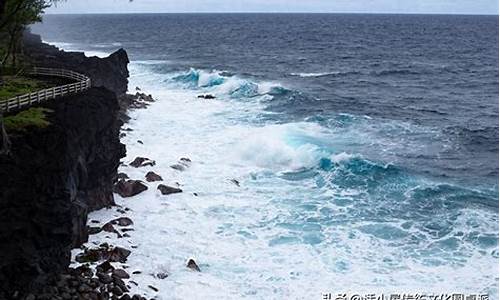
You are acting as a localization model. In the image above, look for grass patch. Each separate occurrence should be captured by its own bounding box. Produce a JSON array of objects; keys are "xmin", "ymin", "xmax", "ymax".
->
[
  {"xmin": 0, "ymin": 76, "xmax": 53, "ymax": 102},
  {"xmin": 4, "ymin": 107, "xmax": 53, "ymax": 132}
]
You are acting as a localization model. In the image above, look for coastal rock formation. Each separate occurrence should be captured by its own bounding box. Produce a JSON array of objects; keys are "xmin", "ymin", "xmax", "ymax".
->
[
  {"xmin": 0, "ymin": 88, "xmax": 125, "ymax": 296},
  {"xmin": 17, "ymin": 264, "xmax": 148, "ymax": 300},
  {"xmin": 23, "ymin": 31, "xmax": 129, "ymax": 96}
]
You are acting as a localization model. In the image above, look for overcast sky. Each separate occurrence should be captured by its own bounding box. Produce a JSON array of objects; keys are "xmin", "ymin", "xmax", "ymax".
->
[{"xmin": 46, "ymin": 0, "xmax": 499, "ymax": 15}]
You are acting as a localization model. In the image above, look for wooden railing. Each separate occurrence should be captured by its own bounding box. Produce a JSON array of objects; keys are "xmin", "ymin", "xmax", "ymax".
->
[{"xmin": 1, "ymin": 67, "xmax": 91, "ymax": 113}]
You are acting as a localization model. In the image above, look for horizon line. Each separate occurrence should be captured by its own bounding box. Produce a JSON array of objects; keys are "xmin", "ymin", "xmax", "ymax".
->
[{"xmin": 44, "ymin": 11, "xmax": 499, "ymax": 16}]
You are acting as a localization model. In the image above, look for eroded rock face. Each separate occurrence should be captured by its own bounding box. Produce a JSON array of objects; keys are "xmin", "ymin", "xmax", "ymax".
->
[{"xmin": 0, "ymin": 88, "xmax": 125, "ymax": 296}]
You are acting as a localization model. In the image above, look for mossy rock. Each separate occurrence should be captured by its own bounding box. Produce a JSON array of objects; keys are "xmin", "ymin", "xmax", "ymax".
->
[{"xmin": 3, "ymin": 107, "xmax": 53, "ymax": 132}]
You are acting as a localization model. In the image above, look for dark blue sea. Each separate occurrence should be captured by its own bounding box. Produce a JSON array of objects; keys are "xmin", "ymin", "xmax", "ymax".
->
[{"xmin": 33, "ymin": 14, "xmax": 499, "ymax": 298}]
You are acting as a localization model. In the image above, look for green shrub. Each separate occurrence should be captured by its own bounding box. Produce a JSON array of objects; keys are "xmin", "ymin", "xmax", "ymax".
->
[{"xmin": 3, "ymin": 107, "xmax": 53, "ymax": 132}]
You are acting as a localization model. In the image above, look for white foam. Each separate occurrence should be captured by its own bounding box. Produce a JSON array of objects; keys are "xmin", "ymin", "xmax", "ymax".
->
[
  {"xmin": 290, "ymin": 72, "xmax": 337, "ymax": 78},
  {"xmin": 42, "ymin": 40, "xmax": 112, "ymax": 58},
  {"xmin": 233, "ymin": 123, "xmax": 327, "ymax": 171},
  {"xmin": 330, "ymin": 152, "xmax": 355, "ymax": 163},
  {"xmin": 77, "ymin": 64, "xmax": 499, "ymax": 300}
]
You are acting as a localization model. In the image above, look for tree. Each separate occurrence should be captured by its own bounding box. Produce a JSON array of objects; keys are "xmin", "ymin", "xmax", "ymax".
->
[
  {"xmin": 1, "ymin": 1, "xmax": 49, "ymax": 67},
  {"xmin": 3, "ymin": 1, "xmax": 48, "ymax": 66}
]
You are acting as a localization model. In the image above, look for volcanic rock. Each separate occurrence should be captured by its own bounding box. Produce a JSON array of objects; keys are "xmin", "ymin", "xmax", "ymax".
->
[
  {"xmin": 145, "ymin": 171, "xmax": 163, "ymax": 182},
  {"xmin": 102, "ymin": 223, "xmax": 117, "ymax": 233},
  {"xmin": 157, "ymin": 184, "xmax": 183, "ymax": 195},
  {"xmin": 96, "ymin": 261, "xmax": 114, "ymax": 273},
  {"xmin": 113, "ymin": 180, "xmax": 148, "ymax": 197},
  {"xmin": 117, "ymin": 173, "xmax": 129, "ymax": 180},
  {"xmin": 129, "ymin": 157, "xmax": 155, "ymax": 167},
  {"xmin": 112, "ymin": 269, "xmax": 130, "ymax": 279},
  {"xmin": 156, "ymin": 272, "xmax": 168, "ymax": 279},
  {"xmin": 108, "ymin": 247, "xmax": 131, "ymax": 263},
  {"xmin": 97, "ymin": 272, "xmax": 113, "ymax": 284},
  {"xmin": 187, "ymin": 259, "xmax": 201, "ymax": 272},
  {"xmin": 148, "ymin": 285, "xmax": 159, "ymax": 292},
  {"xmin": 197, "ymin": 94, "xmax": 216, "ymax": 99},
  {"xmin": 88, "ymin": 226, "xmax": 102, "ymax": 235},
  {"xmin": 109, "ymin": 217, "xmax": 133, "ymax": 227}
]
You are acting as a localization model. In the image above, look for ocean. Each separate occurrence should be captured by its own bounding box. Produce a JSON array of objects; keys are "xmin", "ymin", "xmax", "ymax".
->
[{"xmin": 32, "ymin": 14, "xmax": 499, "ymax": 299}]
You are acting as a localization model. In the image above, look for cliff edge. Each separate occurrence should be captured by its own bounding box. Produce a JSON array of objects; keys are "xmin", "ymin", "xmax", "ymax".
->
[
  {"xmin": 0, "ymin": 35, "xmax": 128, "ymax": 297},
  {"xmin": 23, "ymin": 31, "xmax": 129, "ymax": 96}
]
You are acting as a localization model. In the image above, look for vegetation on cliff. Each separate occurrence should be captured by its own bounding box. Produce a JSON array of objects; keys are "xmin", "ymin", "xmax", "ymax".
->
[
  {"xmin": 0, "ymin": 0, "xmax": 57, "ymax": 104},
  {"xmin": 0, "ymin": 75, "xmax": 53, "ymax": 101},
  {"xmin": 3, "ymin": 107, "xmax": 52, "ymax": 132}
]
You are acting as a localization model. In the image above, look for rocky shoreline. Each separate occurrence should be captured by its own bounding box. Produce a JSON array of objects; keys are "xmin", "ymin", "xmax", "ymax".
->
[
  {"xmin": 65, "ymin": 90, "xmax": 201, "ymax": 299},
  {"xmin": 0, "ymin": 27, "xmax": 213, "ymax": 298},
  {"xmin": 0, "ymin": 30, "xmax": 201, "ymax": 298},
  {"xmin": 0, "ymin": 33, "xmax": 156, "ymax": 299}
]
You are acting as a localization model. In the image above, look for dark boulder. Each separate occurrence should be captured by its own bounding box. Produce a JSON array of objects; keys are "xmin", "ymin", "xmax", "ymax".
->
[
  {"xmin": 110, "ymin": 217, "xmax": 134, "ymax": 226},
  {"xmin": 112, "ymin": 269, "xmax": 130, "ymax": 279},
  {"xmin": 197, "ymin": 94, "xmax": 216, "ymax": 99},
  {"xmin": 75, "ymin": 249, "xmax": 103, "ymax": 263},
  {"xmin": 88, "ymin": 226, "xmax": 102, "ymax": 235},
  {"xmin": 135, "ymin": 92, "xmax": 155, "ymax": 102},
  {"xmin": 108, "ymin": 247, "xmax": 131, "ymax": 263},
  {"xmin": 96, "ymin": 261, "xmax": 114, "ymax": 273},
  {"xmin": 97, "ymin": 272, "xmax": 113, "ymax": 284},
  {"xmin": 102, "ymin": 223, "xmax": 117, "ymax": 233},
  {"xmin": 129, "ymin": 157, "xmax": 155, "ymax": 168},
  {"xmin": 155, "ymin": 272, "xmax": 168, "ymax": 279},
  {"xmin": 145, "ymin": 171, "xmax": 163, "ymax": 182},
  {"xmin": 113, "ymin": 180, "xmax": 148, "ymax": 197},
  {"xmin": 148, "ymin": 285, "xmax": 159, "ymax": 292},
  {"xmin": 187, "ymin": 259, "xmax": 201, "ymax": 272},
  {"xmin": 157, "ymin": 184, "xmax": 183, "ymax": 195}
]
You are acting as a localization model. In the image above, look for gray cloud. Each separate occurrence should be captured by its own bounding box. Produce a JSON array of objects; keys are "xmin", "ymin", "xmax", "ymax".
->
[{"xmin": 46, "ymin": 0, "xmax": 499, "ymax": 14}]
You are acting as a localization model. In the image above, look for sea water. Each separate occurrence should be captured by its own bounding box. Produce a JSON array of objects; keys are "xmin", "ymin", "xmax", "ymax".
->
[{"xmin": 32, "ymin": 14, "xmax": 498, "ymax": 299}]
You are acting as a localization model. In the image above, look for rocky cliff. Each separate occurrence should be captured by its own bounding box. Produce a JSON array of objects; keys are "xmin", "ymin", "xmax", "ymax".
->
[
  {"xmin": 23, "ymin": 31, "xmax": 129, "ymax": 96},
  {"xmin": 0, "ymin": 88, "xmax": 126, "ymax": 297},
  {"xmin": 0, "ymin": 36, "xmax": 128, "ymax": 298}
]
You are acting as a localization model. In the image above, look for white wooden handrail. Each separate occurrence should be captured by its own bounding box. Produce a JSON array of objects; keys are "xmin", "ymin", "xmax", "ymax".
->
[{"xmin": 1, "ymin": 67, "xmax": 91, "ymax": 113}]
